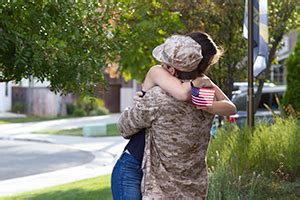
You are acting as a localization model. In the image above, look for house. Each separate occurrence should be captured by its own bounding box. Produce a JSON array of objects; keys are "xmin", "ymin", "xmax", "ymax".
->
[
  {"xmin": 11, "ymin": 79, "xmax": 67, "ymax": 117},
  {"xmin": 0, "ymin": 74, "xmax": 138, "ymax": 116},
  {"xmin": 271, "ymin": 30, "xmax": 299, "ymax": 84},
  {"xmin": 97, "ymin": 73, "xmax": 140, "ymax": 113}
]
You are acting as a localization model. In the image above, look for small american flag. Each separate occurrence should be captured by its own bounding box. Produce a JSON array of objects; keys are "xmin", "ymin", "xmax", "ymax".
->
[{"xmin": 191, "ymin": 87, "xmax": 215, "ymax": 108}]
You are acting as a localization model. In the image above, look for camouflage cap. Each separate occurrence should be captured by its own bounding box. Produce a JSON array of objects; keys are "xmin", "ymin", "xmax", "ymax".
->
[{"xmin": 152, "ymin": 35, "xmax": 203, "ymax": 72}]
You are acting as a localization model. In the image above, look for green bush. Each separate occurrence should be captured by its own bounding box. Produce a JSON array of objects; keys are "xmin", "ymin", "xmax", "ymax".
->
[
  {"xmin": 66, "ymin": 103, "xmax": 75, "ymax": 115},
  {"xmin": 207, "ymin": 118, "xmax": 300, "ymax": 179},
  {"xmin": 283, "ymin": 33, "xmax": 300, "ymax": 113},
  {"xmin": 75, "ymin": 97, "xmax": 98, "ymax": 114},
  {"xmin": 208, "ymin": 165, "xmax": 300, "ymax": 200},
  {"xmin": 207, "ymin": 118, "xmax": 300, "ymax": 199},
  {"xmin": 207, "ymin": 123, "xmax": 251, "ymax": 176},
  {"xmin": 247, "ymin": 118, "xmax": 300, "ymax": 178},
  {"xmin": 66, "ymin": 97, "xmax": 109, "ymax": 116},
  {"xmin": 74, "ymin": 97, "xmax": 109, "ymax": 116},
  {"xmin": 89, "ymin": 108, "xmax": 109, "ymax": 116},
  {"xmin": 208, "ymin": 158, "xmax": 262, "ymax": 200},
  {"xmin": 11, "ymin": 102, "xmax": 26, "ymax": 113},
  {"xmin": 72, "ymin": 108, "xmax": 87, "ymax": 117}
]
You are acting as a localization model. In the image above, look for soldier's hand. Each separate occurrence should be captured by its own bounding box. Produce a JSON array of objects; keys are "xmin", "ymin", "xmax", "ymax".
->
[{"xmin": 133, "ymin": 91, "xmax": 144, "ymax": 105}]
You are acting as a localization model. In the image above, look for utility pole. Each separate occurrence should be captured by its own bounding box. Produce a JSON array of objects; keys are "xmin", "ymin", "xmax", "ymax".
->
[{"xmin": 247, "ymin": 0, "xmax": 254, "ymax": 128}]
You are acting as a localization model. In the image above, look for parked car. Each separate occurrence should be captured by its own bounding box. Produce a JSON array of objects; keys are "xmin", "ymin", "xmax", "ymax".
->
[
  {"xmin": 232, "ymin": 82, "xmax": 276, "ymax": 100},
  {"xmin": 228, "ymin": 85, "xmax": 286, "ymax": 126},
  {"xmin": 232, "ymin": 82, "xmax": 276, "ymax": 91}
]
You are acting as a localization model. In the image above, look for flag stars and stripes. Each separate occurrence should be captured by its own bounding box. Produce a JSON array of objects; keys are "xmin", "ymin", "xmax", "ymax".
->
[{"xmin": 191, "ymin": 87, "xmax": 215, "ymax": 108}]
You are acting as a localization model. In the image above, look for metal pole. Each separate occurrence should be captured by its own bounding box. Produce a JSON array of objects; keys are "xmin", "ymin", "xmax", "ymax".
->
[{"xmin": 247, "ymin": 0, "xmax": 254, "ymax": 127}]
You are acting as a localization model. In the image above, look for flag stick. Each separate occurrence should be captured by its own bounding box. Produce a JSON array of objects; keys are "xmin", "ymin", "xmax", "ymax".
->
[{"xmin": 247, "ymin": 0, "xmax": 255, "ymax": 127}]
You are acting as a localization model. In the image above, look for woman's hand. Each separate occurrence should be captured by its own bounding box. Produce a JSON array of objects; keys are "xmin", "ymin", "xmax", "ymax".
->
[{"xmin": 192, "ymin": 75, "xmax": 214, "ymax": 88}]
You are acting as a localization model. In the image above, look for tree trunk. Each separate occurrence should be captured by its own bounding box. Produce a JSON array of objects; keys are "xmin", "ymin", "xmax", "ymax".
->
[
  {"xmin": 226, "ymin": 63, "xmax": 235, "ymax": 99},
  {"xmin": 253, "ymin": 33, "xmax": 284, "ymax": 113}
]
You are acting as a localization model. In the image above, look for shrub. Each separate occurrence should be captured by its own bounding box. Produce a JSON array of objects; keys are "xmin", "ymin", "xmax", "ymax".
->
[
  {"xmin": 71, "ymin": 97, "xmax": 109, "ymax": 116},
  {"xmin": 11, "ymin": 102, "xmax": 26, "ymax": 113},
  {"xmin": 208, "ymin": 158, "xmax": 261, "ymax": 200},
  {"xmin": 207, "ymin": 118, "xmax": 300, "ymax": 179},
  {"xmin": 283, "ymin": 33, "xmax": 300, "ymax": 113},
  {"xmin": 73, "ymin": 108, "xmax": 87, "ymax": 117},
  {"xmin": 248, "ymin": 117, "xmax": 300, "ymax": 179},
  {"xmin": 89, "ymin": 107, "xmax": 109, "ymax": 116},
  {"xmin": 207, "ymin": 122, "xmax": 251, "ymax": 176},
  {"xmin": 208, "ymin": 166, "xmax": 300, "ymax": 200},
  {"xmin": 66, "ymin": 103, "xmax": 75, "ymax": 115},
  {"xmin": 75, "ymin": 97, "xmax": 98, "ymax": 114},
  {"xmin": 207, "ymin": 118, "xmax": 300, "ymax": 199}
]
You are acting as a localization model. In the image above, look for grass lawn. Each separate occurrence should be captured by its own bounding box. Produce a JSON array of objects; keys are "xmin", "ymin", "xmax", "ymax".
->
[
  {"xmin": 32, "ymin": 128, "xmax": 83, "ymax": 136},
  {"xmin": 1, "ymin": 174, "xmax": 299, "ymax": 200},
  {"xmin": 106, "ymin": 124, "xmax": 119, "ymax": 136},
  {"xmin": 0, "ymin": 174, "xmax": 112, "ymax": 200},
  {"xmin": 32, "ymin": 124, "xmax": 120, "ymax": 137},
  {"xmin": 0, "ymin": 116, "xmax": 77, "ymax": 124}
]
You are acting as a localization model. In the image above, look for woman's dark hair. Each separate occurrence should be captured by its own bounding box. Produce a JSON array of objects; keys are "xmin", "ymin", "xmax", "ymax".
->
[{"xmin": 176, "ymin": 31, "xmax": 223, "ymax": 80}]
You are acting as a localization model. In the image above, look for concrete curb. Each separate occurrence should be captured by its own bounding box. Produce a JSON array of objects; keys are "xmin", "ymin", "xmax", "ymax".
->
[{"xmin": 0, "ymin": 136, "xmax": 52, "ymax": 143}]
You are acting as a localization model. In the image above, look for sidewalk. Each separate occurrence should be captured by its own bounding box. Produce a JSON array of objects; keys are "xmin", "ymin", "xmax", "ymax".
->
[
  {"xmin": 0, "ymin": 113, "xmax": 121, "ymax": 136},
  {"xmin": 0, "ymin": 114, "xmax": 128, "ymax": 197},
  {"xmin": 0, "ymin": 112, "xmax": 26, "ymax": 119}
]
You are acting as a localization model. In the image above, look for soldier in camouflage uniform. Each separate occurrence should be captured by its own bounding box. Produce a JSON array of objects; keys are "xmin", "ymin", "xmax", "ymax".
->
[
  {"xmin": 118, "ymin": 33, "xmax": 236, "ymax": 199},
  {"xmin": 119, "ymin": 86, "xmax": 214, "ymax": 199}
]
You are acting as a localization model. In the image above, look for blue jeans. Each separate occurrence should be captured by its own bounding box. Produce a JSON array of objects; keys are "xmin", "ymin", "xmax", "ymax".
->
[{"xmin": 111, "ymin": 152, "xmax": 143, "ymax": 200}]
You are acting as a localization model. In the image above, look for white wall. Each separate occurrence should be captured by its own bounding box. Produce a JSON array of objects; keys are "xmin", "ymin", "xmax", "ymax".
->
[
  {"xmin": 0, "ymin": 82, "xmax": 12, "ymax": 112},
  {"xmin": 120, "ymin": 88, "xmax": 134, "ymax": 111},
  {"xmin": 120, "ymin": 80, "xmax": 139, "ymax": 111}
]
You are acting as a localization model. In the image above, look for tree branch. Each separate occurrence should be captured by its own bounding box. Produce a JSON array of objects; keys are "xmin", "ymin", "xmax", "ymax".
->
[{"xmin": 253, "ymin": 1, "xmax": 297, "ymax": 113}]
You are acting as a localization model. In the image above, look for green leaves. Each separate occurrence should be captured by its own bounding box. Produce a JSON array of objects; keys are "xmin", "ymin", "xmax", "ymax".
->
[
  {"xmin": 108, "ymin": 0, "xmax": 184, "ymax": 82},
  {"xmin": 283, "ymin": 33, "xmax": 300, "ymax": 113},
  {"xmin": 0, "ymin": 2, "xmax": 109, "ymax": 95},
  {"xmin": 0, "ymin": 0, "xmax": 297, "ymax": 97}
]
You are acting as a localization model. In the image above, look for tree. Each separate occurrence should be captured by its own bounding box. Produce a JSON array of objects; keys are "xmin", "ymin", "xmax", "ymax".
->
[
  {"xmin": 0, "ymin": 1, "xmax": 184, "ymax": 95},
  {"xmin": 254, "ymin": 0, "xmax": 299, "ymax": 112},
  {"xmin": 107, "ymin": 0, "xmax": 184, "ymax": 81},
  {"xmin": 199, "ymin": 1, "xmax": 247, "ymax": 99},
  {"xmin": 163, "ymin": 0, "xmax": 299, "ymax": 106},
  {"xmin": 282, "ymin": 33, "xmax": 300, "ymax": 113},
  {"xmin": 0, "ymin": 1, "xmax": 112, "ymax": 95},
  {"xmin": 162, "ymin": 0, "xmax": 247, "ymax": 98}
]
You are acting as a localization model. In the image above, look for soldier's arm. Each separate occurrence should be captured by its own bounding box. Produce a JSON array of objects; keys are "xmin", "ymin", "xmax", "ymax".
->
[{"xmin": 118, "ymin": 88, "xmax": 160, "ymax": 139}]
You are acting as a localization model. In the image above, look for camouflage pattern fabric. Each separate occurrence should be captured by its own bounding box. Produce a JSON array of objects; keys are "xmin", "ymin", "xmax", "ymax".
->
[
  {"xmin": 118, "ymin": 86, "xmax": 214, "ymax": 199},
  {"xmin": 152, "ymin": 35, "xmax": 203, "ymax": 72}
]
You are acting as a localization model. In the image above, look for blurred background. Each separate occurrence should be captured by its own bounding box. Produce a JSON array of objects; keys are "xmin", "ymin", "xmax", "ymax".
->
[{"xmin": 0, "ymin": 1, "xmax": 299, "ymax": 200}]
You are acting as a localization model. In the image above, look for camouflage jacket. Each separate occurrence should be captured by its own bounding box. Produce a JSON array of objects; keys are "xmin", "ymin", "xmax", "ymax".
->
[{"xmin": 118, "ymin": 86, "xmax": 214, "ymax": 199}]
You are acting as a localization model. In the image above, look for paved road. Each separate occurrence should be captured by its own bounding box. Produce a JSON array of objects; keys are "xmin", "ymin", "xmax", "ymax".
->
[
  {"xmin": 0, "ymin": 140, "xmax": 94, "ymax": 181},
  {"xmin": 0, "ymin": 114, "xmax": 128, "ymax": 196}
]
